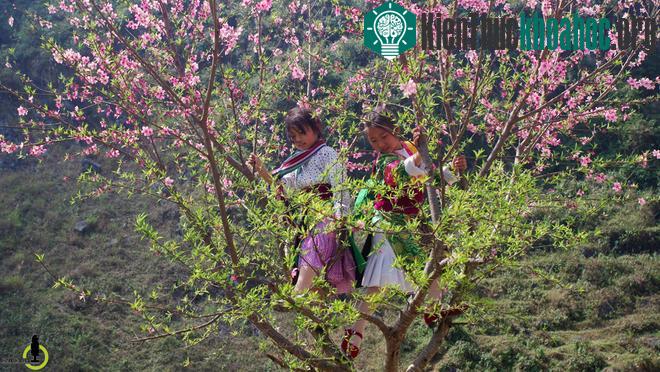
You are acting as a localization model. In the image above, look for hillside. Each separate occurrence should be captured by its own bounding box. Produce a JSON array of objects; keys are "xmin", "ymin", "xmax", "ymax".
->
[{"xmin": 1, "ymin": 146, "xmax": 657, "ymax": 371}]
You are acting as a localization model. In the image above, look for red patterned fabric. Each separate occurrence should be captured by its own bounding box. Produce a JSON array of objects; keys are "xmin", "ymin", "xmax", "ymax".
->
[
  {"xmin": 374, "ymin": 142, "xmax": 426, "ymax": 216},
  {"xmin": 302, "ymin": 183, "xmax": 333, "ymax": 200}
]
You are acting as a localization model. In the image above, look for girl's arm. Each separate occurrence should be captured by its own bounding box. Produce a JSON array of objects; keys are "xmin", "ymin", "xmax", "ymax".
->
[
  {"xmin": 407, "ymin": 127, "xmax": 459, "ymax": 183},
  {"xmin": 248, "ymin": 153, "xmax": 274, "ymax": 183},
  {"xmin": 405, "ymin": 153, "xmax": 465, "ymax": 186},
  {"xmin": 402, "ymin": 154, "xmax": 457, "ymax": 184}
]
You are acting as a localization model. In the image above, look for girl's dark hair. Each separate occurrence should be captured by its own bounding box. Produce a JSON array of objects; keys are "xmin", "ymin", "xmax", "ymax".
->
[
  {"xmin": 362, "ymin": 108, "xmax": 399, "ymax": 136},
  {"xmin": 284, "ymin": 107, "xmax": 323, "ymax": 138}
]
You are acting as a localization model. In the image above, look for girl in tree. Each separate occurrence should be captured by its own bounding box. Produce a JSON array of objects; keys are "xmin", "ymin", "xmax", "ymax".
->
[
  {"xmin": 341, "ymin": 109, "xmax": 467, "ymax": 359},
  {"xmin": 248, "ymin": 106, "xmax": 356, "ymax": 295}
]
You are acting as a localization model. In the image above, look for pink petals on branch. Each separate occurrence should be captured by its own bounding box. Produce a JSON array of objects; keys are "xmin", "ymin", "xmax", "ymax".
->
[
  {"xmin": 603, "ymin": 109, "xmax": 617, "ymax": 122},
  {"xmin": 254, "ymin": 0, "xmax": 273, "ymax": 14},
  {"xmin": 399, "ymin": 79, "xmax": 417, "ymax": 98},
  {"xmin": 626, "ymin": 77, "xmax": 656, "ymax": 90},
  {"xmin": 291, "ymin": 65, "xmax": 305, "ymax": 81},
  {"xmin": 457, "ymin": 0, "xmax": 489, "ymax": 13},
  {"xmin": 141, "ymin": 126, "xmax": 154, "ymax": 137},
  {"xmin": 29, "ymin": 145, "xmax": 47, "ymax": 157},
  {"xmin": 219, "ymin": 21, "xmax": 243, "ymax": 56}
]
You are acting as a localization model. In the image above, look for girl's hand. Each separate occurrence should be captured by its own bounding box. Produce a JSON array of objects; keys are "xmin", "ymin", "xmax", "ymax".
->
[
  {"xmin": 248, "ymin": 153, "xmax": 273, "ymax": 182},
  {"xmin": 248, "ymin": 153, "xmax": 264, "ymax": 173},
  {"xmin": 274, "ymin": 184, "xmax": 286, "ymax": 199},
  {"xmin": 411, "ymin": 128, "xmax": 428, "ymax": 167},
  {"xmin": 412, "ymin": 152, "xmax": 423, "ymax": 167},
  {"xmin": 452, "ymin": 155, "xmax": 467, "ymax": 173},
  {"xmin": 412, "ymin": 127, "xmax": 427, "ymax": 148}
]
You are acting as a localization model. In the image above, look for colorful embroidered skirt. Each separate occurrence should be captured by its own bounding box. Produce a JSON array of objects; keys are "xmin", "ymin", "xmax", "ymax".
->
[{"xmin": 299, "ymin": 220, "xmax": 356, "ymax": 294}]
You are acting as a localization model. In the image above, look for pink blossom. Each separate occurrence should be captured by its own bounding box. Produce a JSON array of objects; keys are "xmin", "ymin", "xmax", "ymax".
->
[
  {"xmin": 318, "ymin": 68, "xmax": 327, "ymax": 78},
  {"xmin": 29, "ymin": 145, "xmax": 47, "ymax": 157},
  {"xmin": 541, "ymin": 0, "xmax": 553, "ymax": 17},
  {"xmin": 579, "ymin": 155, "xmax": 592, "ymax": 167},
  {"xmin": 297, "ymin": 95, "xmax": 310, "ymax": 110},
  {"xmin": 82, "ymin": 144, "xmax": 98, "ymax": 155},
  {"xmin": 254, "ymin": 0, "xmax": 272, "ymax": 13},
  {"xmin": 164, "ymin": 177, "xmax": 174, "ymax": 187},
  {"xmin": 288, "ymin": 1, "xmax": 298, "ymax": 13},
  {"xmin": 399, "ymin": 79, "xmax": 417, "ymax": 98},
  {"xmin": 612, "ymin": 182, "xmax": 622, "ymax": 193},
  {"xmin": 652, "ymin": 149, "xmax": 660, "ymax": 159},
  {"xmin": 291, "ymin": 65, "xmax": 305, "ymax": 80},
  {"xmin": 576, "ymin": 189, "xmax": 584, "ymax": 197},
  {"xmin": 457, "ymin": 0, "xmax": 489, "ymax": 13},
  {"xmin": 638, "ymin": 198, "xmax": 647, "ymax": 206},
  {"xmin": 455, "ymin": 69, "xmax": 465, "ymax": 78},
  {"xmin": 8, "ymin": 16, "xmax": 14, "ymax": 27},
  {"xmin": 141, "ymin": 126, "xmax": 154, "ymax": 137},
  {"xmin": 603, "ymin": 109, "xmax": 617, "ymax": 122},
  {"xmin": 17, "ymin": 106, "xmax": 28, "ymax": 116},
  {"xmin": 526, "ymin": 92, "xmax": 541, "ymax": 106},
  {"xmin": 1, "ymin": 140, "xmax": 18, "ymax": 154},
  {"xmin": 594, "ymin": 173, "xmax": 607, "ymax": 183},
  {"xmin": 219, "ymin": 22, "xmax": 243, "ymax": 55},
  {"xmin": 627, "ymin": 77, "xmax": 656, "ymax": 90}
]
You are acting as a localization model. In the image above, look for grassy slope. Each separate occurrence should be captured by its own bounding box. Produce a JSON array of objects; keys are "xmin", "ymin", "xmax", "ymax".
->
[
  {"xmin": 1, "ymin": 150, "xmax": 657, "ymax": 371},
  {"xmin": 0, "ymin": 149, "xmax": 272, "ymax": 371}
]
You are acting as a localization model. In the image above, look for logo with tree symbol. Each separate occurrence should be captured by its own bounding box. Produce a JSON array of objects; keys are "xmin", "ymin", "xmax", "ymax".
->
[{"xmin": 364, "ymin": 1, "xmax": 416, "ymax": 60}]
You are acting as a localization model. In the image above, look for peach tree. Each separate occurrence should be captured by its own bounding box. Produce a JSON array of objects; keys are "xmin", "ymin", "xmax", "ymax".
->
[{"xmin": 1, "ymin": 0, "xmax": 657, "ymax": 370}]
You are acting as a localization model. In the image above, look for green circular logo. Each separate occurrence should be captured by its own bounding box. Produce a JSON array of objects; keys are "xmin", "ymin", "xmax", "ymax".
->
[
  {"xmin": 22, "ymin": 344, "xmax": 49, "ymax": 370},
  {"xmin": 364, "ymin": 1, "xmax": 417, "ymax": 60}
]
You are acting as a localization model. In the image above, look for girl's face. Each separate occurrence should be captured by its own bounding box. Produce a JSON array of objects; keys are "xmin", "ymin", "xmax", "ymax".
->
[
  {"xmin": 365, "ymin": 126, "xmax": 401, "ymax": 154},
  {"xmin": 287, "ymin": 125, "xmax": 318, "ymax": 150}
]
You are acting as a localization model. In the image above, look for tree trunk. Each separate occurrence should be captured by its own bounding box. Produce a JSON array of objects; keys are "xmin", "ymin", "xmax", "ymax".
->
[
  {"xmin": 383, "ymin": 331, "xmax": 403, "ymax": 372},
  {"xmin": 406, "ymin": 320, "xmax": 453, "ymax": 372}
]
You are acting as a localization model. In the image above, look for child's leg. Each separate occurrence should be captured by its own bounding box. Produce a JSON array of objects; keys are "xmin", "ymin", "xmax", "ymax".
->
[
  {"xmin": 350, "ymin": 286, "xmax": 380, "ymax": 347},
  {"xmin": 427, "ymin": 277, "xmax": 446, "ymax": 300},
  {"xmin": 293, "ymin": 265, "xmax": 317, "ymax": 293},
  {"xmin": 425, "ymin": 277, "xmax": 448, "ymax": 315}
]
